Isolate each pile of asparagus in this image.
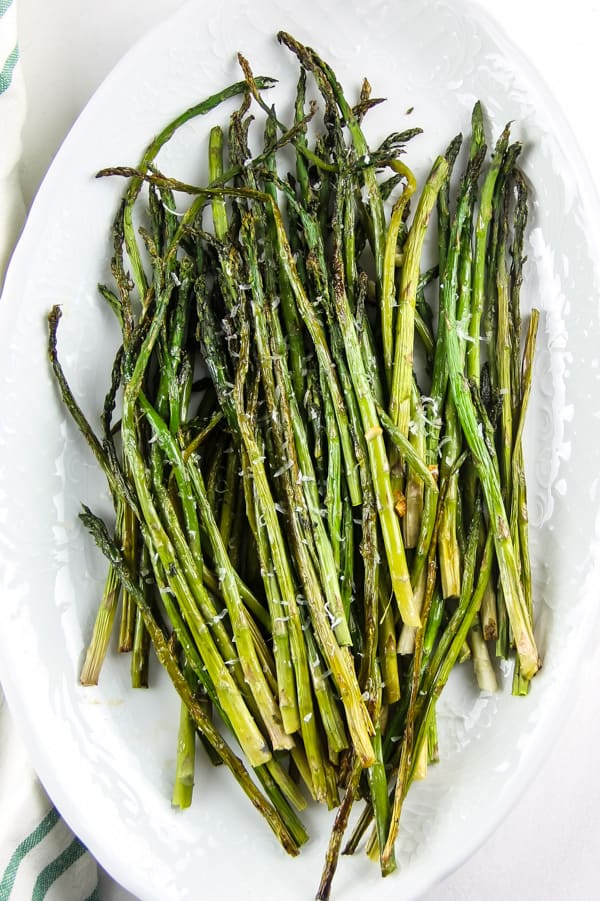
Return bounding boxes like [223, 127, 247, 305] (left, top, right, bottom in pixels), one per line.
[48, 32, 540, 898]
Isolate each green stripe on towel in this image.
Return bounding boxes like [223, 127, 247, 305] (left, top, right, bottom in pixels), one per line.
[31, 837, 89, 901]
[0, 44, 19, 94]
[0, 0, 14, 17]
[0, 807, 60, 898]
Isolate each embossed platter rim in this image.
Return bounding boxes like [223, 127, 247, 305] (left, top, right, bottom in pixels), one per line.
[1, 0, 600, 899]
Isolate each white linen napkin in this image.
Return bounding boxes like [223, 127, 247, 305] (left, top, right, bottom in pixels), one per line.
[0, 2, 99, 897]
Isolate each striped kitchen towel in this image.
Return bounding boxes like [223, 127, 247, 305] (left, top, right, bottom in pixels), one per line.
[0, 2, 99, 898]
[0, 691, 99, 900]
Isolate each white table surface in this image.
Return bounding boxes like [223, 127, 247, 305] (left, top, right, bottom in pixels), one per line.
[13, 1, 600, 899]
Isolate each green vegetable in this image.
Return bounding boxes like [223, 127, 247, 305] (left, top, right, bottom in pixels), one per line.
[48, 33, 541, 899]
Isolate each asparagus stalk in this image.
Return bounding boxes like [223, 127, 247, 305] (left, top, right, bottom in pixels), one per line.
[381, 161, 417, 388]
[172, 657, 197, 809]
[389, 155, 448, 434]
[511, 307, 540, 695]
